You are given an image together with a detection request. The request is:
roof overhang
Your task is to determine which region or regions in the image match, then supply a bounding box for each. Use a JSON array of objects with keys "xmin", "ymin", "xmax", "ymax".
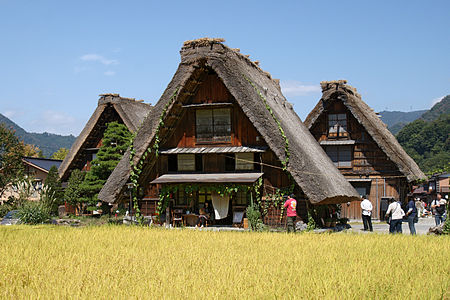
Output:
[
  {"xmin": 159, "ymin": 146, "xmax": 267, "ymax": 155},
  {"xmin": 150, "ymin": 172, "xmax": 263, "ymax": 184}
]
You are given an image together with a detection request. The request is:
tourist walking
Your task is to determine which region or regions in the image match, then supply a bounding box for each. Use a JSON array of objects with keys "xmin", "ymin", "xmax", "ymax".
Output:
[
  {"xmin": 360, "ymin": 195, "xmax": 373, "ymax": 231},
  {"xmin": 284, "ymin": 194, "xmax": 297, "ymax": 233},
  {"xmin": 385, "ymin": 198, "xmax": 405, "ymax": 234},
  {"xmin": 431, "ymin": 193, "xmax": 446, "ymax": 225},
  {"xmin": 405, "ymin": 197, "xmax": 418, "ymax": 235}
]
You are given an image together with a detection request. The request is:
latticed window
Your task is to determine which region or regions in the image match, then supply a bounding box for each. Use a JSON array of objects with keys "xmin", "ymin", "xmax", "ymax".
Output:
[
  {"xmin": 235, "ymin": 191, "xmax": 249, "ymax": 205},
  {"xmin": 328, "ymin": 113, "xmax": 348, "ymax": 138},
  {"xmin": 325, "ymin": 145, "xmax": 352, "ymax": 168},
  {"xmin": 196, "ymin": 108, "xmax": 231, "ymax": 142}
]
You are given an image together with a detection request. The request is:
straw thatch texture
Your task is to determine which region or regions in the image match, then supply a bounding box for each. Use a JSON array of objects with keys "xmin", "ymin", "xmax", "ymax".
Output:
[
  {"xmin": 304, "ymin": 80, "xmax": 426, "ymax": 182},
  {"xmin": 58, "ymin": 94, "xmax": 151, "ymax": 181},
  {"xmin": 99, "ymin": 38, "xmax": 359, "ymax": 205}
]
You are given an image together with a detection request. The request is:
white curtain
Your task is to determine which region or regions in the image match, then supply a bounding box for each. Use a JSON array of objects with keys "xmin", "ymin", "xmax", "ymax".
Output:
[{"xmin": 211, "ymin": 192, "xmax": 229, "ymax": 220}]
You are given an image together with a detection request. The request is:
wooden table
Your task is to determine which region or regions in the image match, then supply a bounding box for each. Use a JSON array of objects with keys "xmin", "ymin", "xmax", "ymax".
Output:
[{"xmin": 182, "ymin": 214, "xmax": 198, "ymax": 226}]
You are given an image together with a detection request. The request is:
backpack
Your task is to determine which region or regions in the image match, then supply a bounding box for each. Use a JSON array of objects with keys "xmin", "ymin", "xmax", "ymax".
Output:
[{"xmin": 436, "ymin": 204, "xmax": 446, "ymax": 215}]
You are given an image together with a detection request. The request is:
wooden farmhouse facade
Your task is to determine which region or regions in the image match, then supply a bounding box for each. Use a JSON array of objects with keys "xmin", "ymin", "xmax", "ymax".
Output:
[
  {"xmin": 99, "ymin": 38, "xmax": 359, "ymax": 226},
  {"xmin": 304, "ymin": 80, "xmax": 426, "ymax": 220},
  {"xmin": 58, "ymin": 94, "xmax": 152, "ymax": 182}
]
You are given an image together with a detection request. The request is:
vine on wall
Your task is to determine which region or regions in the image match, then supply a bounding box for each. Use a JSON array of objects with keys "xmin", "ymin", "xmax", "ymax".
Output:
[
  {"xmin": 243, "ymin": 75, "xmax": 290, "ymax": 170},
  {"xmin": 128, "ymin": 87, "xmax": 180, "ymax": 224},
  {"xmin": 244, "ymin": 75, "xmax": 296, "ymax": 220}
]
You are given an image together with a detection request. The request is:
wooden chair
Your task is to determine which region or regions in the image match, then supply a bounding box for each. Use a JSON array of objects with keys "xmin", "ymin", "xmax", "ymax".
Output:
[{"xmin": 172, "ymin": 208, "xmax": 184, "ymax": 227}]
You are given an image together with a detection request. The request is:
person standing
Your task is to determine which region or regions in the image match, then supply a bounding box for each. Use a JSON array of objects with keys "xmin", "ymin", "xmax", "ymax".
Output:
[
  {"xmin": 284, "ymin": 194, "xmax": 297, "ymax": 233},
  {"xmin": 360, "ymin": 195, "xmax": 373, "ymax": 232},
  {"xmin": 405, "ymin": 197, "xmax": 418, "ymax": 235},
  {"xmin": 385, "ymin": 198, "xmax": 405, "ymax": 234},
  {"xmin": 431, "ymin": 193, "xmax": 445, "ymax": 225}
]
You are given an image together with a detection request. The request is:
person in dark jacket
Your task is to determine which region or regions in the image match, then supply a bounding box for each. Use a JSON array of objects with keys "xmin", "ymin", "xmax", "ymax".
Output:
[{"xmin": 406, "ymin": 197, "xmax": 418, "ymax": 235}]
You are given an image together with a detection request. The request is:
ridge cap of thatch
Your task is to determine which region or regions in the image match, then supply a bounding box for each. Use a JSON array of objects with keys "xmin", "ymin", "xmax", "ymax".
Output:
[
  {"xmin": 98, "ymin": 94, "xmax": 151, "ymax": 106},
  {"xmin": 180, "ymin": 37, "xmax": 279, "ymax": 86}
]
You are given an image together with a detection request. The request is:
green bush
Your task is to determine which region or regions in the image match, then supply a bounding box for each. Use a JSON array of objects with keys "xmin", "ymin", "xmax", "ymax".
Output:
[
  {"xmin": 0, "ymin": 204, "xmax": 15, "ymax": 218},
  {"xmin": 246, "ymin": 204, "xmax": 264, "ymax": 231},
  {"xmin": 17, "ymin": 202, "xmax": 50, "ymax": 225}
]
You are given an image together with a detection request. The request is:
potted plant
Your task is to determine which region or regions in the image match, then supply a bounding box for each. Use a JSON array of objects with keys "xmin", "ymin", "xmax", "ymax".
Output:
[{"xmin": 338, "ymin": 217, "xmax": 349, "ymax": 225}]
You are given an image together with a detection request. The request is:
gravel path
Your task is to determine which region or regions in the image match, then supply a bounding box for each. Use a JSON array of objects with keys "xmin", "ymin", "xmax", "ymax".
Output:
[{"xmin": 349, "ymin": 216, "xmax": 439, "ymax": 235}]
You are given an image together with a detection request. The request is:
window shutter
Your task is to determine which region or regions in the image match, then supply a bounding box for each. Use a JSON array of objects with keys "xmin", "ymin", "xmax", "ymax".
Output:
[{"xmin": 178, "ymin": 154, "xmax": 196, "ymax": 171}]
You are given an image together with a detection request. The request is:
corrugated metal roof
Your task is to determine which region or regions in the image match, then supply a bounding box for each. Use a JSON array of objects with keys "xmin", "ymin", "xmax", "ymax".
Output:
[
  {"xmin": 347, "ymin": 178, "xmax": 372, "ymax": 182},
  {"xmin": 23, "ymin": 157, "xmax": 62, "ymax": 172},
  {"xmin": 151, "ymin": 172, "xmax": 263, "ymax": 184},
  {"xmin": 320, "ymin": 140, "xmax": 356, "ymax": 146},
  {"xmin": 160, "ymin": 146, "xmax": 267, "ymax": 155}
]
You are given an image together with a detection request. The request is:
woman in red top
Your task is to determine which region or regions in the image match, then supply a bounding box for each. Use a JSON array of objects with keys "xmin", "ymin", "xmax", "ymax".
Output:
[{"xmin": 284, "ymin": 194, "xmax": 297, "ymax": 233}]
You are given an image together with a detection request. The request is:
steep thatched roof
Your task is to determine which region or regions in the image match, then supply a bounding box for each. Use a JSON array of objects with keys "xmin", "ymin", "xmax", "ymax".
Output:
[
  {"xmin": 58, "ymin": 94, "xmax": 151, "ymax": 181},
  {"xmin": 99, "ymin": 38, "xmax": 359, "ymax": 205},
  {"xmin": 304, "ymin": 80, "xmax": 426, "ymax": 182}
]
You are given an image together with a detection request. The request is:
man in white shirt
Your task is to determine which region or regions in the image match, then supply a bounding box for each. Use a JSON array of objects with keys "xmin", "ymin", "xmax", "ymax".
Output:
[
  {"xmin": 385, "ymin": 198, "xmax": 405, "ymax": 234},
  {"xmin": 431, "ymin": 193, "xmax": 447, "ymax": 225},
  {"xmin": 360, "ymin": 195, "xmax": 373, "ymax": 231}
]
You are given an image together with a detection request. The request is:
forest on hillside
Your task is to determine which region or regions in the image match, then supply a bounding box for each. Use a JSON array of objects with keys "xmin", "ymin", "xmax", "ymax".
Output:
[{"xmin": 396, "ymin": 113, "xmax": 449, "ymax": 174}]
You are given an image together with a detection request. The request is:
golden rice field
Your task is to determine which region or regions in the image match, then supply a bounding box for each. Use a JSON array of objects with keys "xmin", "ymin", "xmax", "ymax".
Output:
[{"xmin": 0, "ymin": 226, "xmax": 449, "ymax": 299}]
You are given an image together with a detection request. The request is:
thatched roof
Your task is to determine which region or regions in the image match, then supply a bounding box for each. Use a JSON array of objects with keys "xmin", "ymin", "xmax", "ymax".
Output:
[
  {"xmin": 98, "ymin": 38, "xmax": 359, "ymax": 205},
  {"xmin": 304, "ymin": 80, "xmax": 426, "ymax": 182},
  {"xmin": 58, "ymin": 94, "xmax": 151, "ymax": 181}
]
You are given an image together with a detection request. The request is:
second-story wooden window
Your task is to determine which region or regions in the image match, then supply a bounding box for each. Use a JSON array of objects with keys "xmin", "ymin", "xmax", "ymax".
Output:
[
  {"xmin": 196, "ymin": 108, "xmax": 231, "ymax": 143},
  {"xmin": 325, "ymin": 145, "xmax": 352, "ymax": 168},
  {"xmin": 328, "ymin": 113, "xmax": 348, "ymax": 138}
]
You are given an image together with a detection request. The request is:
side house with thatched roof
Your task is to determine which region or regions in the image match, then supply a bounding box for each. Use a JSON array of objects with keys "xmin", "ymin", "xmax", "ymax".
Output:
[
  {"xmin": 98, "ymin": 38, "xmax": 359, "ymax": 226},
  {"xmin": 58, "ymin": 94, "xmax": 152, "ymax": 182},
  {"xmin": 304, "ymin": 80, "xmax": 426, "ymax": 220}
]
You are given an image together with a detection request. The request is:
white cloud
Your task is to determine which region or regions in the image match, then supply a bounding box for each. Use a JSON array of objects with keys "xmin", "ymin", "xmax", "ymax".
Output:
[
  {"xmin": 431, "ymin": 96, "xmax": 444, "ymax": 106},
  {"xmin": 80, "ymin": 54, "xmax": 119, "ymax": 66},
  {"xmin": 280, "ymin": 80, "xmax": 321, "ymax": 97},
  {"xmin": 29, "ymin": 110, "xmax": 78, "ymax": 135},
  {"xmin": 104, "ymin": 70, "xmax": 116, "ymax": 76}
]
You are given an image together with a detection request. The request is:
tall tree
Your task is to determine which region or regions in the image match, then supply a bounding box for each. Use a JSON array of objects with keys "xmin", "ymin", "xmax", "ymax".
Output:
[
  {"xmin": 0, "ymin": 124, "xmax": 25, "ymax": 198},
  {"xmin": 44, "ymin": 166, "xmax": 64, "ymax": 213},
  {"xmin": 22, "ymin": 143, "xmax": 42, "ymax": 158},
  {"xmin": 51, "ymin": 148, "xmax": 69, "ymax": 160},
  {"xmin": 79, "ymin": 122, "xmax": 131, "ymax": 207},
  {"xmin": 63, "ymin": 169, "xmax": 85, "ymax": 215}
]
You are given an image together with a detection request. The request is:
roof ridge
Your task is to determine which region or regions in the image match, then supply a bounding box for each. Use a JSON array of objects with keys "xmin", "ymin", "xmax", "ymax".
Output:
[
  {"xmin": 98, "ymin": 94, "xmax": 150, "ymax": 105},
  {"xmin": 181, "ymin": 37, "xmax": 280, "ymax": 86}
]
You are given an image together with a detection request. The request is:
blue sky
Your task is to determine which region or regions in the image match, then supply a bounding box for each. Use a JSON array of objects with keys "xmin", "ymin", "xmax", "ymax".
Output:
[{"xmin": 0, "ymin": 0, "xmax": 449, "ymax": 135}]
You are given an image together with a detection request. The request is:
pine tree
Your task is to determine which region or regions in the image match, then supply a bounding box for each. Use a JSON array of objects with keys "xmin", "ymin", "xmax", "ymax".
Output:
[{"xmin": 79, "ymin": 122, "xmax": 131, "ymax": 208}]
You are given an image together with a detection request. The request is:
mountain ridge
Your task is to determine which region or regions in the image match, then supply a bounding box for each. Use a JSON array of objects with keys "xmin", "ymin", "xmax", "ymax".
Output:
[{"xmin": 0, "ymin": 113, "xmax": 76, "ymax": 158}]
